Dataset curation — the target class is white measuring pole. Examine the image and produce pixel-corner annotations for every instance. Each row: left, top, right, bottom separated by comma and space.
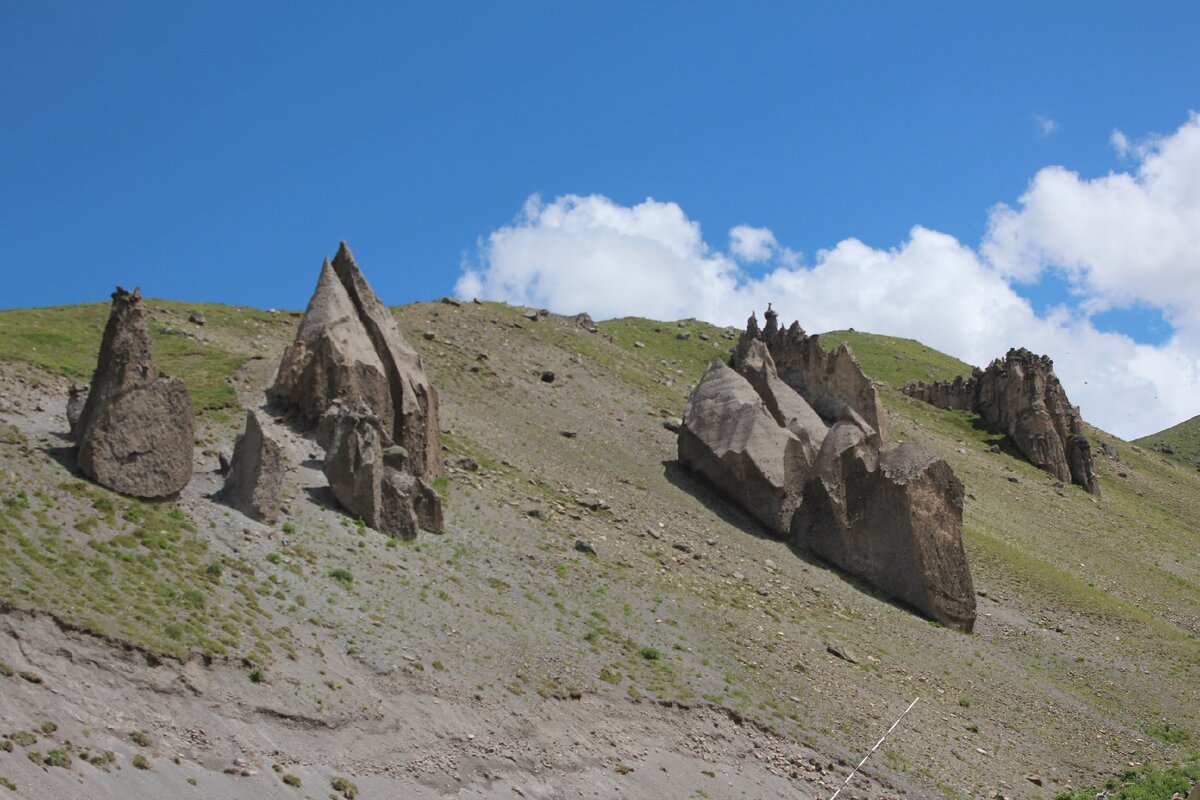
828, 697, 919, 800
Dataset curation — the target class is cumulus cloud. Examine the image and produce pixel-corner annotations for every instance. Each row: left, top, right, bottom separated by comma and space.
456, 115, 1200, 440
984, 112, 1200, 327
729, 225, 778, 262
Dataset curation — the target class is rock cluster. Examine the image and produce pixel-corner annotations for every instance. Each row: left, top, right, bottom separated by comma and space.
903, 348, 1099, 494
273, 243, 444, 537
72, 287, 194, 498
679, 308, 975, 630
733, 305, 888, 442
272, 241, 442, 480
222, 409, 286, 523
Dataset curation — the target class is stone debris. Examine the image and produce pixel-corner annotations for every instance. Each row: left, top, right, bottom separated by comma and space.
903, 348, 1099, 494
73, 287, 194, 498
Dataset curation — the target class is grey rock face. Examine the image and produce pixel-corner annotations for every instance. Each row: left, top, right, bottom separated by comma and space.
794, 412, 976, 631
322, 406, 444, 538
903, 348, 1099, 494
272, 242, 442, 480
733, 308, 888, 443
678, 360, 812, 536
66, 384, 89, 439
323, 408, 385, 529
678, 308, 975, 630
75, 287, 194, 498
222, 409, 287, 523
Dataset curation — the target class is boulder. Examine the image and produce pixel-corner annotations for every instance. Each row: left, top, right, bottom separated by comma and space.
678, 307, 976, 631
75, 287, 194, 498
323, 407, 385, 529
677, 360, 813, 536
323, 406, 444, 537
222, 409, 287, 523
380, 471, 444, 540
903, 348, 1099, 494
794, 410, 976, 631
272, 242, 442, 479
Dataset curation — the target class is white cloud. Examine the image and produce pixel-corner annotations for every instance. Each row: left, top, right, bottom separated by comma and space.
1036, 114, 1060, 136
729, 225, 778, 262
984, 112, 1200, 330
1111, 129, 1131, 157
456, 115, 1200, 441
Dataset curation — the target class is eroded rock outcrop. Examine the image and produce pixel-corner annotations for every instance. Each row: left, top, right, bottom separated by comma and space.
733, 306, 888, 442
323, 405, 443, 538
680, 308, 975, 630
74, 287, 194, 498
272, 242, 441, 480
222, 409, 286, 523
903, 348, 1099, 494
794, 409, 976, 631
678, 360, 814, 535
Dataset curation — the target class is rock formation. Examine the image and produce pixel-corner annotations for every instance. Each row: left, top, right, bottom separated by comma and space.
323, 405, 443, 539
677, 359, 814, 535
903, 348, 1099, 494
679, 308, 975, 630
733, 305, 888, 442
73, 287, 194, 498
222, 409, 286, 523
794, 409, 976, 631
272, 241, 442, 480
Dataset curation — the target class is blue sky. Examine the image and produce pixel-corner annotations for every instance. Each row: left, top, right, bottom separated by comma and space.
3, 3, 1200, 438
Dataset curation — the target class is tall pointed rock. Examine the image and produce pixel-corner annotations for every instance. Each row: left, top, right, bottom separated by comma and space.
272, 242, 442, 479
75, 287, 194, 498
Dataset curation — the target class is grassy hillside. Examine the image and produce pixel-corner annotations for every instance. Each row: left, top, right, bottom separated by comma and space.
0, 299, 1197, 799
1135, 414, 1200, 468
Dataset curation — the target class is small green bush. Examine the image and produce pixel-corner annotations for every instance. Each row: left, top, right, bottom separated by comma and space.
328, 568, 353, 586
130, 730, 152, 747
282, 773, 302, 787
39, 721, 56, 734
10, 731, 36, 747
639, 646, 661, 661
331, 776, 358, 799
43, 748, 71, 768
132, 754, 150, 770
249, 668, 264, 683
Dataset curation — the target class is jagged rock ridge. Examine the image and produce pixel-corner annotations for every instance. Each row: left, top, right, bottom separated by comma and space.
903, 347, 1099, 494
72, 287, 194, 498
679, 308, 975, 631
733, 305, 888, 443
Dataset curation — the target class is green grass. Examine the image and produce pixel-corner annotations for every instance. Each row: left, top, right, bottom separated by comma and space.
0, 481, 291, 661
0, 299, 294, 415
1135, 413, 1200, 467
819, 329, 975, 388
1054, 756, 1200, 800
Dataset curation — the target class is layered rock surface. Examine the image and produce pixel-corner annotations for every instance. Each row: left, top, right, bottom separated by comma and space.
222, 409, 286, 523
272, 241, 442, 480
680, 308, 975, 630
903, 348, 1099, 494
73, 287, 194, 498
